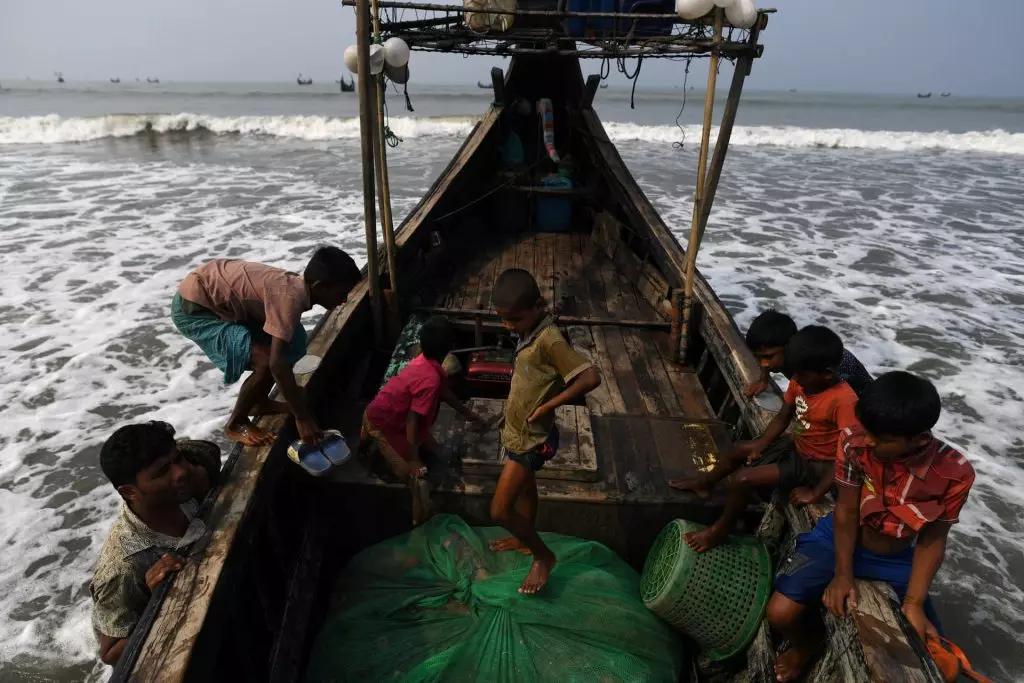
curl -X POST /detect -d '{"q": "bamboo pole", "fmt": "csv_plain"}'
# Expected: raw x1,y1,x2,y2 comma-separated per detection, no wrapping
356,0,384,342
371,0,399,296
672,7,722,363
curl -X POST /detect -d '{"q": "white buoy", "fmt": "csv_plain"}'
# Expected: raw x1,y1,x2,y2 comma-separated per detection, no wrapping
385,62,409,84
713,0,734,7
675,0,714,20
344,45,359,74
382,37,410,68
725,0,756,28
369,44,385,75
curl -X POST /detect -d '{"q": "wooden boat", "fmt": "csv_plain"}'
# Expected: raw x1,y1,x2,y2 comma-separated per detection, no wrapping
917,92,931,98
113,5,944,683
340,75,355,92
297,74,313,85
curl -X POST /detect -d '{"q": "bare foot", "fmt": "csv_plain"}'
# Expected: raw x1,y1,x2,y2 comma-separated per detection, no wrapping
684,526,727,553
488,536,532,555
774,641,822,682
519,552,556,595
249,399,289,417
668,475,712,498
225,421,275,447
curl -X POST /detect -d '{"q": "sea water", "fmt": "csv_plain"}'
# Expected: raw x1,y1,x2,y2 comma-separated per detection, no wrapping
1,82,1022,681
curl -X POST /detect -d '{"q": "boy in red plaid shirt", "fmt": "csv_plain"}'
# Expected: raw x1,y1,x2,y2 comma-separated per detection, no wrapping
767,371,975,682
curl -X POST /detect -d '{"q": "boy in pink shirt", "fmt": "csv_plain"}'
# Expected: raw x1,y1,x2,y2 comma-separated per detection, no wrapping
362,316,485,524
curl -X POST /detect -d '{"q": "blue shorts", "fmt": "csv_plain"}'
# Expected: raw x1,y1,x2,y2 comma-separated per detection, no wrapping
171,293,308,384
774,513,941,630
503,428,560,472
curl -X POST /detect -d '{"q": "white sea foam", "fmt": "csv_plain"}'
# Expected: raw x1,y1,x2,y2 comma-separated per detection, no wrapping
3,113,1024,155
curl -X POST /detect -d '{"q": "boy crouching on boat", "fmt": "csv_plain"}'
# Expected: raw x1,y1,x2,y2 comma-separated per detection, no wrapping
766,372,975,682
362,315,486,525
172,247,360,448
488,269,601,595
670,326,858,552
744,309,873,398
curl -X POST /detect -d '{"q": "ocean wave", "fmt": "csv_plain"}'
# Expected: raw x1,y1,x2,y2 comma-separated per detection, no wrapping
2,113,1023,154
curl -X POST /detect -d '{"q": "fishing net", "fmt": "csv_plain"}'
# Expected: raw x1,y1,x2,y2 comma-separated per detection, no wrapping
306,514,683,683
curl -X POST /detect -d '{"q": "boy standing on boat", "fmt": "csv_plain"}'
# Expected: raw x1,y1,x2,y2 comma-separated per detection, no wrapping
91,422,216,666
743,310,872,397
362,316,486,525
670,326,858,552
172,247,360,447
766,372,975,682
488,269,601,594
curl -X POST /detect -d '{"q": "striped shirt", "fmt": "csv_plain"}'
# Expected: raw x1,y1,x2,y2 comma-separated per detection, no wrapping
835,426,975,539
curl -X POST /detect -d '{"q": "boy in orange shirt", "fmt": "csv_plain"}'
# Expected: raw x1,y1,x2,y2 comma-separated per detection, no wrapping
766,372,975,681
670,326,858,552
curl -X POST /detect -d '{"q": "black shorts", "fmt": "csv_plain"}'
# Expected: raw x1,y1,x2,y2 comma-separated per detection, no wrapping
750,436,832,492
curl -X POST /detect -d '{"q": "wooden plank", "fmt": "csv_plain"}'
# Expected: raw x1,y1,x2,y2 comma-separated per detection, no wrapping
535,232,556,307
650,330,716,419
455,250,488,311
579,234,609,319
551,233,573,315
594,325,647,415
574,405,597,476
648,419,721,482
267,513,324,683
570,233,591,318
515,231,536,276
416,307,670,329
622,329,680,417
566,325,623,416
475,248,502,311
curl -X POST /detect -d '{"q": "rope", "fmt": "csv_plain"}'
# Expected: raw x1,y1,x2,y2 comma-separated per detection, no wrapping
672,56,693,151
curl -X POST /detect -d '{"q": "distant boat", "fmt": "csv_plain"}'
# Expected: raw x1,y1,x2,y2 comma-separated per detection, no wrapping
917,92,931,98
297,74,313,86
599,83,608,89
110,78,121,84
147,78,160,84
940,92,951,97
55,71,65,84
788,88,797,93
477,81,489,89
340,75,355,93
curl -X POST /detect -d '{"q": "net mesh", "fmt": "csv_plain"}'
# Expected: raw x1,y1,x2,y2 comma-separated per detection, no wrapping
306,514,683,682
640,519,771,662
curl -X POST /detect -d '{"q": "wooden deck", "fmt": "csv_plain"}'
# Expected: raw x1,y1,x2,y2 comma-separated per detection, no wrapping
328,230,732,513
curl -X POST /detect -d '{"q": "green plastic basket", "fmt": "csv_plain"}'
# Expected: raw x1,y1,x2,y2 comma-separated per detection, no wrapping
640,519,772,661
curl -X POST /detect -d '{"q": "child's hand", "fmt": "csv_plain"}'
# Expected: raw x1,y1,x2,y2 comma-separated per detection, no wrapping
823,575,857,617
744,379,768,398
145,553,184,592
527,403,552,423
901,601,938,641
296,417,323,445
789,486,821,506
737,440,765,465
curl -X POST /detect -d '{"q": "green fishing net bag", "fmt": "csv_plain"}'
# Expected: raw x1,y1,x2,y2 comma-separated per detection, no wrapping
306,514,683,683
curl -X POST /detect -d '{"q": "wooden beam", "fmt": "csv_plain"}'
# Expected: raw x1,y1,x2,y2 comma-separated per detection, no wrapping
414,306,670,329
674,7,722,363
356,0,384,342
489,66,506,105
583,74,601,109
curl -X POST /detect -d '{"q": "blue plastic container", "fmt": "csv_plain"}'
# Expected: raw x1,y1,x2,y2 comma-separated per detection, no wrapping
618,0,675,37
567,0,616,37
536,176,573,233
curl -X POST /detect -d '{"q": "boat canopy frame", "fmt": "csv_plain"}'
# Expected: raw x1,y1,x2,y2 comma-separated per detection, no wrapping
341,0,770,59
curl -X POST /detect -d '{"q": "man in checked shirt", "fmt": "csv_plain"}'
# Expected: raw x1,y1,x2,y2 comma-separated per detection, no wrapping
766,371,976,682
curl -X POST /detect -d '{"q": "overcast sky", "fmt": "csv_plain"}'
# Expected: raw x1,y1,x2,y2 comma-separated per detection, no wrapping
2,0,1022,96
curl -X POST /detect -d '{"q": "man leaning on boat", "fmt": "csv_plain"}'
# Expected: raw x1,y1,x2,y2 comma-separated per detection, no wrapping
90,422,219,666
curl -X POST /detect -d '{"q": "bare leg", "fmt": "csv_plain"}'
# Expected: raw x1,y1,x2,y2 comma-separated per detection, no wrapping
249,399,290,417
766,592,825,681
669,445,748,497
685,464,781,552
225,343,276,447
490,479,538,555
489,461,555,594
